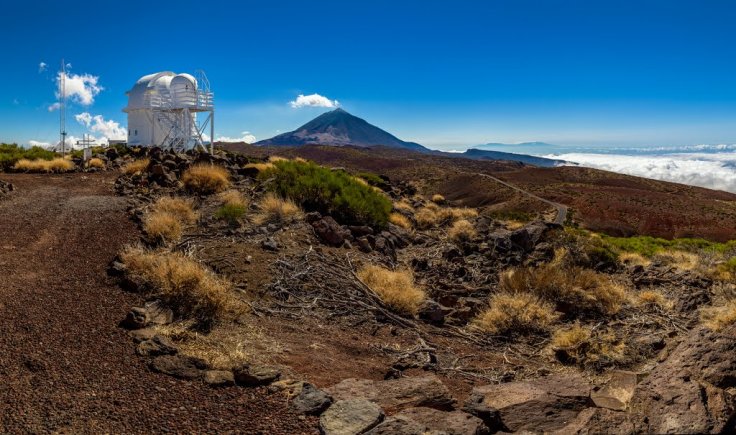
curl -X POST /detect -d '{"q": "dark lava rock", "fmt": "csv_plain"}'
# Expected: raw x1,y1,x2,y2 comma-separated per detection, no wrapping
292,383,333,415
312,216,351,247
234,364,281,387
149,355,207,380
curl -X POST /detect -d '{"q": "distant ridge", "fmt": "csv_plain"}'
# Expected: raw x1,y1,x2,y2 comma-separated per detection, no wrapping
255,108,427,151
252,109,565,167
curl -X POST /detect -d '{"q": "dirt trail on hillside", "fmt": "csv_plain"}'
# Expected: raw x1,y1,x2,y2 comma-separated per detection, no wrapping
0,173,316,434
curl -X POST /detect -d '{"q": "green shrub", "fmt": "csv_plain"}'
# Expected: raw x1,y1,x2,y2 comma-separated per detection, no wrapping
601,234,736,257
260,160,392,228
215,203,247,225
0,143,57,170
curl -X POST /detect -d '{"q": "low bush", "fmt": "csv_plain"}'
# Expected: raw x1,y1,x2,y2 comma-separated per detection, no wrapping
216,203,247,225
255,193,302,224
182,164,230,194
357,265,425,316
259,159,392,228
714,257,736,282
500,261,626,316
152,197,198,225
449,219,477,243
0,143,56,170
120,246,234,326
601,234,736,257
122,158,150,175
143,211,183,243
474,292,557,335
389,212,412,229
414,206,478,230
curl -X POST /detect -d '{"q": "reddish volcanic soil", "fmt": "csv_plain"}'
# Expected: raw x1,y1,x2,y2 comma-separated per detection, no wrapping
0,173,317,434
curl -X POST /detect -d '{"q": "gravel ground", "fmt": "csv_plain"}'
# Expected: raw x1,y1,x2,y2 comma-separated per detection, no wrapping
0,173,318,434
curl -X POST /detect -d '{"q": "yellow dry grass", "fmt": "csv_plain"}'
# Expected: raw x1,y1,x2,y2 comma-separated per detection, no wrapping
500,262,626,316
357,265,426,316
415,207,440,229
653,249,700,271
389,212,412,229
122,158,150,175
393,200,414,213
501,220,526,231
87,157,105,168
550,324,626,366
143,211,183,243
701,301,736,331
181,164,230,194
120,246,236,324
449,219,477,242
431,194,446,203
619,252,651,267
255,193,302,224
218,189,248,208
268,155,288,162
244,162,275,172
474,292,557,335
353,177,369,186
636,290,670,309
152,197,198,224
14,158,75,173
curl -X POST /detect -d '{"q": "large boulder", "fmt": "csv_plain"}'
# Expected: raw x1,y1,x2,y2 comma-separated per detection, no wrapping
292,382,333,415
394,407,488,435
149,355,207,380
320,399,384,435
233,364,281,387
463,374,591,432
590,371,640,411
627,325,736,433
327,375,455,413
509,221,551,252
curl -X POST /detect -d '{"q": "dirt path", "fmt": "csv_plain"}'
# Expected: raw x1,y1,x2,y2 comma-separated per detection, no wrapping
476,172,569,224
0,173,316,434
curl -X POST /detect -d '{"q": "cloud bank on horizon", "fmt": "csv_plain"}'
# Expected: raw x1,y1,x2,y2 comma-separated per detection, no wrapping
548,148,736,193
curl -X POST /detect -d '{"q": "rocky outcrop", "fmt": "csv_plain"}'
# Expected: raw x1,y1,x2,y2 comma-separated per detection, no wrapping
320,399,384,435
327,375,455,413
0,180,14,199
311,216,351,247
463,374,591,432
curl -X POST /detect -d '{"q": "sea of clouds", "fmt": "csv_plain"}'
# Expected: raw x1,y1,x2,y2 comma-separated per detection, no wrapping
543,144,736,193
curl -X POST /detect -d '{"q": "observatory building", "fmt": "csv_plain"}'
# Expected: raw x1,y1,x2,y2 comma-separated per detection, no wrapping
124,71,214,151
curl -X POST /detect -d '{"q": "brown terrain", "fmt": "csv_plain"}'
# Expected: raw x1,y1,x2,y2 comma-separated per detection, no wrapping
0,173,316,434
221,143,736,241
2,144,736,434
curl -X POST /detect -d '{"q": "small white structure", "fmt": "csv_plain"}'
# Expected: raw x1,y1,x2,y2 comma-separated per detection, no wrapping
124,71,214,151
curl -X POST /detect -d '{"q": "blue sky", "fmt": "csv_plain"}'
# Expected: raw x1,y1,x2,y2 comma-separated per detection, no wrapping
3,0,736,150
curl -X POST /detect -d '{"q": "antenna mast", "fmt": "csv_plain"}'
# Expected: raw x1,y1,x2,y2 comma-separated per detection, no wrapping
59,59,67,156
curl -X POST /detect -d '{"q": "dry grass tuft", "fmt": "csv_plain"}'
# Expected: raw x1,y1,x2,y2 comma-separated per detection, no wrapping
120,246,236,325
255,193,302,224
14,158,75,173
122,158,150,175
389,212,412,229
353,177,369,186
393,200,415,213
244,162,275,172
636,290,670,309
218,189,248,208
416,206,479,229
550,324,626,366
701,301,736,331
653,249,700,271
152,197,198,224
619,252,651,267
87,157,105,168
449,219,477,243
357,265,426,316
500,262,626,316
181,164,230,194
415,207,440,229
474,292,557,335
143,211,183,243
268,155,288,162
431,194,446,203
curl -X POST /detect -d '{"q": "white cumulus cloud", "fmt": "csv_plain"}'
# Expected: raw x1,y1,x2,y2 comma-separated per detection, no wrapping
289,93,340,109
38,62,47,73
49,72,103,110
28,140,52,148
75,112,126,140
547,152,736,193
216,131,256,143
